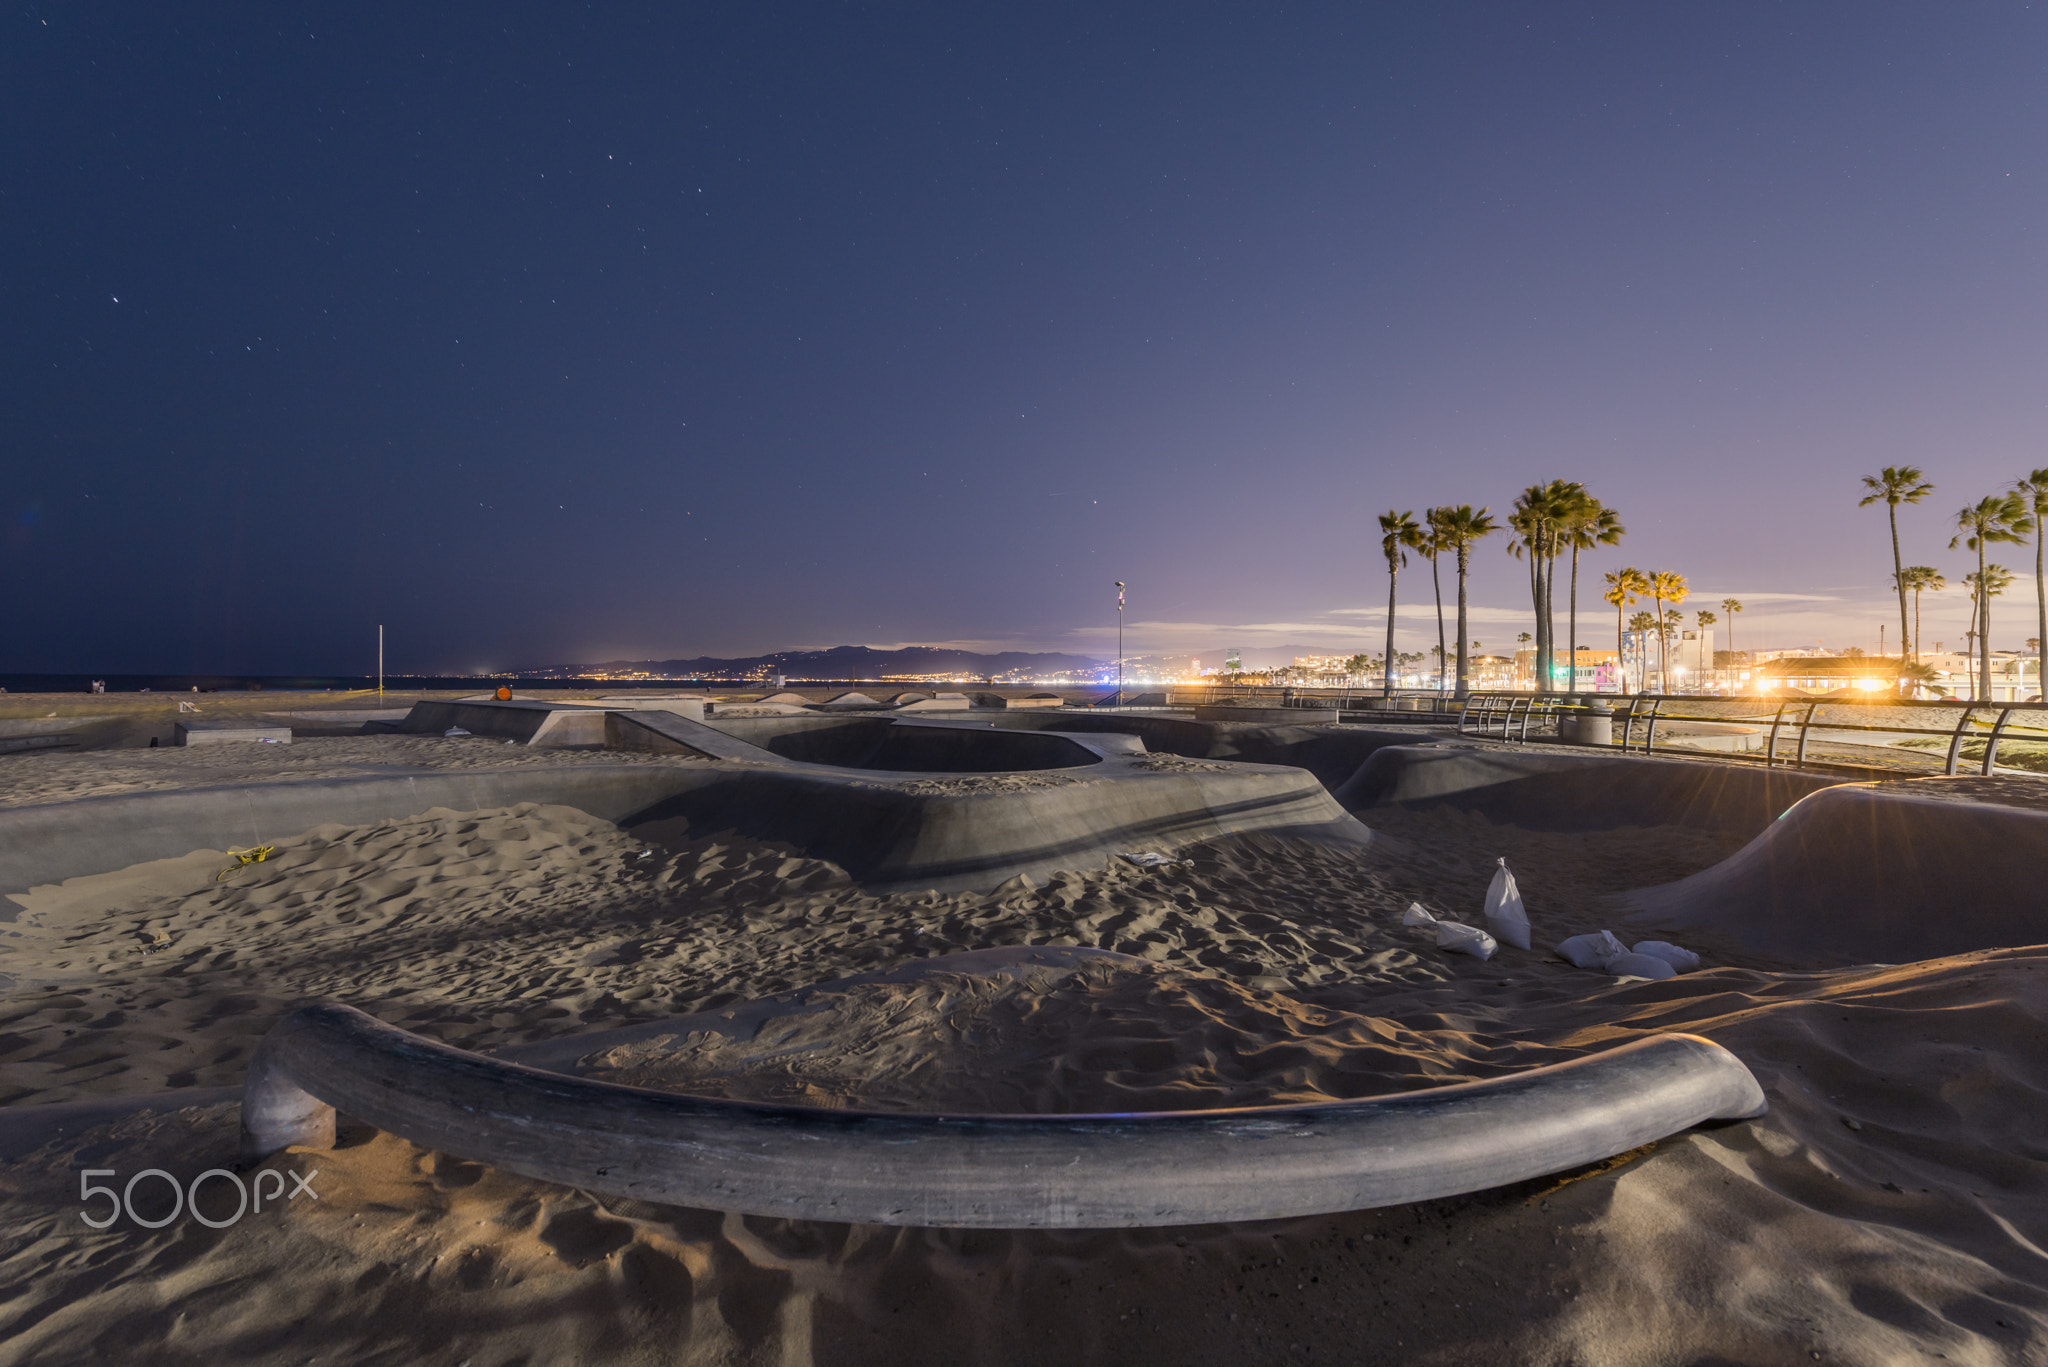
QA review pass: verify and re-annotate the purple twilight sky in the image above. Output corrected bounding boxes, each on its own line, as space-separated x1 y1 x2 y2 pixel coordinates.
6 3 2046 673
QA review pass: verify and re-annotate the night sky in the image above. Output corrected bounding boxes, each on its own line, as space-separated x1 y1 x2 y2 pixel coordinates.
7 3 2046 675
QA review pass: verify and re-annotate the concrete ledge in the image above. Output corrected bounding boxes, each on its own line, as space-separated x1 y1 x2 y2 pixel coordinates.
1194 706 1340 725
240 999 1766 1228
175 721 291 746
0 766 718 900
1335 745 1839 836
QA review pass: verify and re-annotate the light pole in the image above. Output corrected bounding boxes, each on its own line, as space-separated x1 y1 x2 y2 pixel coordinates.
1115 582 1125 706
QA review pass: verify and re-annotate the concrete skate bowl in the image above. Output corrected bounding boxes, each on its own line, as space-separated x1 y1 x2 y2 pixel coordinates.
1620 777 2048 965
958 709 1429 790
0 712 1368 900
699 713 1103 773
240 949 1767 1229
606 716 1366 891
1333 744 1840 836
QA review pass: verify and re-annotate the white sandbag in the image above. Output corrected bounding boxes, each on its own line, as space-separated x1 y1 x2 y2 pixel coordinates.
1118 851 1186 869
1402 903 1496 959
1555 930 1627 970
1435 920 1499 960
1631 940 1701 973
1482 858 1531 950
1605 952 1677 981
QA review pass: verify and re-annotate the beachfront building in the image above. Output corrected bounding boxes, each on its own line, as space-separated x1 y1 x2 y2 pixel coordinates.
1754 655 1903 697
1511 647 1622 692
1749 649 2040 701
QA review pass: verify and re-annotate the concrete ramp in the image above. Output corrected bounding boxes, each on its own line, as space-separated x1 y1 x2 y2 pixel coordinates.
398 699 611 748
1620 778 2048 963
1337 745 1838 836
604 709 782 762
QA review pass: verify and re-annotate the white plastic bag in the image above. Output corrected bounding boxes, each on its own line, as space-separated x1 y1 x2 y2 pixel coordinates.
1631 940 1701 972
1482 858 1531 950
1605 951 1677 981
1554 930 1627 970
1403 903 1497 959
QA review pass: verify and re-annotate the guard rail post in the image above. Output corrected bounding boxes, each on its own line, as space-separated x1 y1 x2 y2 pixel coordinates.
1983 706 2017 776
1945 706 1979 776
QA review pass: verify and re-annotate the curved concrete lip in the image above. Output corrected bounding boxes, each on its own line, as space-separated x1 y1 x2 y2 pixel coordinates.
1620 776 2048 963
240 960 1766 1228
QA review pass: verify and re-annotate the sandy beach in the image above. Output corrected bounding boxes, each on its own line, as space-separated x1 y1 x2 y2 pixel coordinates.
0 734 2043 1364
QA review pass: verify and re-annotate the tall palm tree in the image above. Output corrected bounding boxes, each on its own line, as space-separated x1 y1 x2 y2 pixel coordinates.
1860 467 1935 694
1895 567 1942 662
1604 568 1649 692
1951 493 2030 699
1424 507 1451 695
1647 570 1689 691
1558 495 1625 694
1508 481 1582 691
1720 598 1744 661
1695 609 1718 674
1431 505 1500 698
2017 470 2048 694
1378 510 1425 698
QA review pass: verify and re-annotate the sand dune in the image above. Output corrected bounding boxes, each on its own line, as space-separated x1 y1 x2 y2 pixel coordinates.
1 786 2044 1363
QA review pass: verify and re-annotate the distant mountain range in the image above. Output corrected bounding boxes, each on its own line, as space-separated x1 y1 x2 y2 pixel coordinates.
526 645 1108 681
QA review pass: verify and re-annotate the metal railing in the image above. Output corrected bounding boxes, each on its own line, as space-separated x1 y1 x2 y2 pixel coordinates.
1160 685 2048 777
1454 692 2048 777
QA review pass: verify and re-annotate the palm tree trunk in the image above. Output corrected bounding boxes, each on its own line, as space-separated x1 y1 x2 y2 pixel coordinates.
1382 554 1399 699
1889 503 1910 695
1979 541 1991 700
1900 590 1916 688
1526 551 1541 690
1455 544 1472 698
1616 601 1626 692
1653 597 1667 689
1567 544 1581 696
1431 551 1446 695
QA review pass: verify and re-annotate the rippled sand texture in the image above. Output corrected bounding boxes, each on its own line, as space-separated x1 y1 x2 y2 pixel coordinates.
1 797 2044 1364
580 955 1566 1113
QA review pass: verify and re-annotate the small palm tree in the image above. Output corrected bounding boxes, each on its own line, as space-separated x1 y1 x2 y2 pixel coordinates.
1695 609 1718 671
1647 570 1689 690
1951 494 2030 698
1430 505 1500 698
1962 565 2017 680
1895 566 1943 662
1378 510 1426 698
1861 466 1936 692
1899 659 1939 696
1720 598 1744 660
1604 568 1649 691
